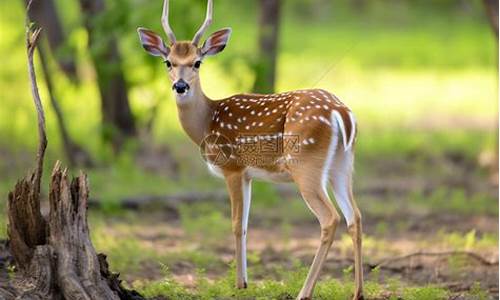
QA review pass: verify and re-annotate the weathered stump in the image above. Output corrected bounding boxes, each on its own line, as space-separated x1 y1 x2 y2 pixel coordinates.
5 162 144 300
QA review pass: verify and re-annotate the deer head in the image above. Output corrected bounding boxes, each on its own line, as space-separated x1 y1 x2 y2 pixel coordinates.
137 0 231 102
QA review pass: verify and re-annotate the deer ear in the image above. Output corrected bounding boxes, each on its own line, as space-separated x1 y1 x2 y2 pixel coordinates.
137 27 170 58
200 28 232 57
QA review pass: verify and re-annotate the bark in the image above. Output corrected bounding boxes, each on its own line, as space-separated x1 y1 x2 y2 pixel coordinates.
24 0 77 80
78 0 137 151
253 0 281 94
6 163 143 300
38 46 94 167
2 17 144 300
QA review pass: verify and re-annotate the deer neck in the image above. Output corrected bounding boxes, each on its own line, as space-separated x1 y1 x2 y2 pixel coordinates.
175 81 214 145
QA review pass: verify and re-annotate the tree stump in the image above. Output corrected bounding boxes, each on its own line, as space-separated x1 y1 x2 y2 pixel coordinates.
5 162 145 300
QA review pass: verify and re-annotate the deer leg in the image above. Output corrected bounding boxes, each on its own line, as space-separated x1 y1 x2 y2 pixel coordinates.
330 149 364 300
348 204 363 300
295 177 340 300
241 175 252 287
224 171 251 289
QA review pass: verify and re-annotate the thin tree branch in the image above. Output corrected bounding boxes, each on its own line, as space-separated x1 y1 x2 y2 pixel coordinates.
37 45 94 167
374 250 498 269
25 2 46 199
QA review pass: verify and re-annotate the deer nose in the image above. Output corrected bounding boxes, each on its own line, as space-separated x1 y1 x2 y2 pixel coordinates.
173 79 190 94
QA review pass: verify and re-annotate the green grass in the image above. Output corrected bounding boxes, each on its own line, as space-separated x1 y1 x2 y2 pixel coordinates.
133 264 456 300
410 188 498 216
179 203 232 248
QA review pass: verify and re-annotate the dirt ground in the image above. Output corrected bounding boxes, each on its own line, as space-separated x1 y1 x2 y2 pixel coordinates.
98 206 497 299
1 147 498 299
93 151 498 299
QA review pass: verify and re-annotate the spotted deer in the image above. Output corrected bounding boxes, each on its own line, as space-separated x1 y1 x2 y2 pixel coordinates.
137 1 363 299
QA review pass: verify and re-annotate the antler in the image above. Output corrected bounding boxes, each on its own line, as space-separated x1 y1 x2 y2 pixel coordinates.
161 0 177 44
192 0 213 46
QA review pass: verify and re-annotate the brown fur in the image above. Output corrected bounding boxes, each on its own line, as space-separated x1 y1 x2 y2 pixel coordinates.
204 89 355 175
169 41 199 65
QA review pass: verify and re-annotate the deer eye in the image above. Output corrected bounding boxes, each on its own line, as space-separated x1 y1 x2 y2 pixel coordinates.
164 60 172 68
194 61 202 69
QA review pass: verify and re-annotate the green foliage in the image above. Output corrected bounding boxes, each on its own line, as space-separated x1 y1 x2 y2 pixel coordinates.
369 266 381 283
0 0 496 156
342 265 354 281
468 282 489 300
91 220 156 272
135 265 453 300
179 203 231 248
401 285 449 300
135 265 192 299
438 229 498 251
163 251 223 272
408 187 498 216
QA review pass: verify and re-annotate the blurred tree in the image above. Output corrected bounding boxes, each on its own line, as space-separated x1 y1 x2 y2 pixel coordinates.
24 0 78 80
252 0 281 94
38 46 94 167
351 0 366 12
482 0 498 38
79 0 137 151
482 0 498 184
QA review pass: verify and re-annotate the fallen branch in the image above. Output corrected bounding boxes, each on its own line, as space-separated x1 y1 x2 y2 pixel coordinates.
89 190 228 211
373 250 498 269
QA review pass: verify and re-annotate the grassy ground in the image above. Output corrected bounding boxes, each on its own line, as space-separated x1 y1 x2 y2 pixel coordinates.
0 0 498 299
78 136 497 299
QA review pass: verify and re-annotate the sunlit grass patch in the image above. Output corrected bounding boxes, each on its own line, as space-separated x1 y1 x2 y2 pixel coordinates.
409 188 498 216
91 218 158 272
356 129 495 164
179 203 232 248
436 229 498 251
134 263 455 300
401 286 449 300
90 215 226 278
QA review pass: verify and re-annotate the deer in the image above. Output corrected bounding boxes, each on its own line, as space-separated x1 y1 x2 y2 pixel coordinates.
137 1 363 299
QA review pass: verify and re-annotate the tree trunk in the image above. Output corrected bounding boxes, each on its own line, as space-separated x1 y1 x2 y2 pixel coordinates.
78 0 137 151
7 163 136 299
252 0 281 94
482 0 498 184
351 0 366 12
24 0 77 80
1 19 144 300
482 0 499 38
38 46 94 167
